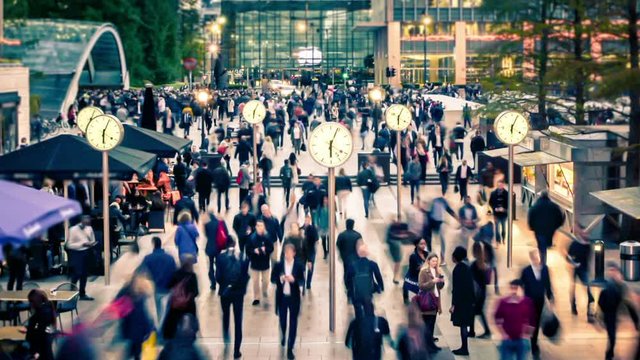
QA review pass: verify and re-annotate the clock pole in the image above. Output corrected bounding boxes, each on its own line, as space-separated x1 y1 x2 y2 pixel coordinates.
328 166 336 332
507 144 514 268
396 130 402 221
253 124 258 185
102 151 111 285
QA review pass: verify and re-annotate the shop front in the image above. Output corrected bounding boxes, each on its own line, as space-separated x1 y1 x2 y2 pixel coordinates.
0 92 21 154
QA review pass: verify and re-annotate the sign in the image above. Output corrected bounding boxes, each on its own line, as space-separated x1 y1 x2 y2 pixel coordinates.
183 57 198 71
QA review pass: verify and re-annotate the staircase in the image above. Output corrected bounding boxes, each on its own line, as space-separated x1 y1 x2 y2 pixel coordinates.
228 174 474 188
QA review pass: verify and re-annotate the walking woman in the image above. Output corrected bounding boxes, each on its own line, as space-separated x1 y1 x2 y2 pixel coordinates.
314 196 330 260
436 154 451 195
470 241 491 338
403 238 428 303
335 168 352 218
450 246 475 356
26 289 56 360
359 116 369 150
416 138 429 181
418 253 444 354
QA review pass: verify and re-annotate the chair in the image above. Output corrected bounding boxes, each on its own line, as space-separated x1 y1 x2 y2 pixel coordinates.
15 282 39 323
54 282 79 332
147 210 165 233
0 285 19 327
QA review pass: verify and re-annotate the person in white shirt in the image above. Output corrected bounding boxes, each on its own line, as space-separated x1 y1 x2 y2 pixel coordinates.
66 216 97 300
455 160 474 201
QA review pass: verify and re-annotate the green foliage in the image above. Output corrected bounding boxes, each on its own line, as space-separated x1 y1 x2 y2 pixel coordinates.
29 95 41 116
3 0 188 85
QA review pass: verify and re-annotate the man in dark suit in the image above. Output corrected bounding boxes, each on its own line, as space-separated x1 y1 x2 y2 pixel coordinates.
450 246 475 356
520 248 554 358
212 163 231 213
527 191 564 264
194 161 214 212
455 159 473 201
173 185 199 224
271 243 305 360
216 237 250 360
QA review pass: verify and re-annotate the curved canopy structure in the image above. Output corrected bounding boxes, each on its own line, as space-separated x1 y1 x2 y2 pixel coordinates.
3 19 129 119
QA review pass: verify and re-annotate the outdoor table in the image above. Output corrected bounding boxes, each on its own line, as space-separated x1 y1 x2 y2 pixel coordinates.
0 290 78 302
0 326 25 341
137 185 158 196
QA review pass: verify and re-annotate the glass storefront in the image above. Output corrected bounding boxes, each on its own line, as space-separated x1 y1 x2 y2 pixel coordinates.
0 92 19 154
522 166 536 191
549 162 574 202
228 9 373 73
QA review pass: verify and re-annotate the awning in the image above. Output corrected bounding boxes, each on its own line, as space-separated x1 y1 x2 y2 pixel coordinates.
500 151 567 167
354 22 387 32
590 187 640 219
480 145 530 158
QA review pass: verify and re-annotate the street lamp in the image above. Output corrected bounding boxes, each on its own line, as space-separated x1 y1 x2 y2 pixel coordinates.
217 16 227 25
197 90 209 148
421 15 432 85
369 87 383 135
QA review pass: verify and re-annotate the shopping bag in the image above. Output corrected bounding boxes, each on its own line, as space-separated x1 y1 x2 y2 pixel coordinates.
141 331 158 360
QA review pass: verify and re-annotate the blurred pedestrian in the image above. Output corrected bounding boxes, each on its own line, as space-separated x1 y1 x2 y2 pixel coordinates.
470 241 491 338
436 155 451 195
216 238 250 359
450 246 475 356
494 279 535 360
455 159 473 201
345 303 391 360
138 236 177 328
520 248 554 357
232 201 256 253
345 242 384 308
313 196 330 260
26 289 56 360
405 154 422 204
158 313 205 360
272 243 305 360
66 216 97 300
489 180 509 245
566 224 595 321
115 274 154 360
396 302 430 360
428 196 456 264
175 212 199 264
247 220 274 306
163 255 199 340
418 253 445 353
3 243 27 291
337 219 363 285
301 214 318 290
237 162 252 208
204 211 229 290
528 191 564 264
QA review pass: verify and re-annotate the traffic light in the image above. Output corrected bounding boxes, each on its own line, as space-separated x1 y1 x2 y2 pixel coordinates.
342 72 349 80
386 67 397 78
390 67 397 77
385 67 391 77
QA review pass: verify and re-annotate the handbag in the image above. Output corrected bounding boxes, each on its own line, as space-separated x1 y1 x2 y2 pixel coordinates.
412 290 439 312
454 184 459 193
301 143 307 152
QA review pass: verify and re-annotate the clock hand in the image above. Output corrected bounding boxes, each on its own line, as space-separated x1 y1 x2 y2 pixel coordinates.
510 117 517 134
252 104 257 119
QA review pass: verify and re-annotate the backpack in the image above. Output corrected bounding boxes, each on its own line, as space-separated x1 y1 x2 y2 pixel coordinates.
221 254 246 298
170 275 193 310
236 169 244 185
281 166 293 181
352 260 373 304
354 314 381 358
216 223 228 253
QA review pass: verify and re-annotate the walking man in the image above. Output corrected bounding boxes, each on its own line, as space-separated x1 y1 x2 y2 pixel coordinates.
194 161 214 212
139 236 177 327
528 191 564 264
494 279 535 360
520 249 554 357
67 215 97 300
489 180 509 245
247 220 274 306
455 159 473 201
204 211 229 290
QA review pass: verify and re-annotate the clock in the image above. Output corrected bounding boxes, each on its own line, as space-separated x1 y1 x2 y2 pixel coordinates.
385 104 412 131
309 122 353 168
242 100 266 124
85 114 125 151
77 106 104 133
494 110 529 145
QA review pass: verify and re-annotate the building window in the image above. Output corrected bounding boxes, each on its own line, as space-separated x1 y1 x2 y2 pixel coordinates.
549 162 574 201
0 92 19 154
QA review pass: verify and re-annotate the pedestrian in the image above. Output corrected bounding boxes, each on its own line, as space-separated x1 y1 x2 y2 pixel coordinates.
345 302 391 360
271 243 305 360
259 204 283 266
232 201 256 253
598 262 639 360
335 168 353 217
66 216 97 300
566 224 595 321
216 238 250 360
479 162 495 205
520 248 554 357
158 313 205 360
405 154 422 204
416 139 429 181
345 242 384 308
455 159 473 201
337 219 363 283
211 162 231 213
403 238 428 303
115 273 155 360
356 162 378 218
247 220 274 306
3 243 27 291
428 196 457 264
138 236 177 328
489 180 509 245
204 211 229 290
396 302 430 360
470 241 491 338
418 253 445 353
237 162 252 208
462 103 472 128
301 213 319 290
194 161 214 212
175 212 199 264
173 155 188 196
173 186 199 224
470 131 485 169
450 246 475 356
430 124 444 164
359 116 369 150
452 121 467 161
494 279 535 360
527 191 564 264
259 154 273 196
279 159 294 207
163 255 199 340
313 196 330 260
25 289 56 360
436 155 451 195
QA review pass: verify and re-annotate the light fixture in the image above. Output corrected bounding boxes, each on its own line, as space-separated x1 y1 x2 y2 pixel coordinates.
369 87 383 102
211 23 222 34
217 16 227 25
296 22 307 32
421 15 432 26
197 90 209 104
209 44 219 53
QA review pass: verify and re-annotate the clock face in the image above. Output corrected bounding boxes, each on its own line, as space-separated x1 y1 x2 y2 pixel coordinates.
385 104 412 131
309 122 353 168
77 106 104 133
85 114 124 151
494 111 529 145
242 100 266 124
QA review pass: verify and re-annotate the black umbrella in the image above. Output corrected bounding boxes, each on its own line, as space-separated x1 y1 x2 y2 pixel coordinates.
0 134 156 180
121 124 192 157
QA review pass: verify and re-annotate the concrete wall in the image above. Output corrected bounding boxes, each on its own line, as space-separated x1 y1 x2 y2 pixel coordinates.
0 65 30 143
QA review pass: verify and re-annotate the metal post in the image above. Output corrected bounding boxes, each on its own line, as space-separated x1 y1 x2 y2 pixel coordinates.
102 151 111 285
253 124 258 183
396 131 402 221
63 180 70 242
507 144 514 268
423 29 427 84
328 167 336 332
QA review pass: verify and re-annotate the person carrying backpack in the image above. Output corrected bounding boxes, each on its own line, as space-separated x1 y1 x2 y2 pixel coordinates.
345 302 391 360
345 242 384 308
279 160 294 207
356 162 378 218
216 237 250 360
204 213 229 290
163 255 199 340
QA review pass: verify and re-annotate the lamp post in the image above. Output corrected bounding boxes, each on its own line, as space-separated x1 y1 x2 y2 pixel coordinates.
209 44 219 89
421 15 432 85
369 87 383 137
197 90 209 149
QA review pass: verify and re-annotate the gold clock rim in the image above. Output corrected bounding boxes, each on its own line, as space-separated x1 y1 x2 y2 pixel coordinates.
308 122 353 168
242 100 266 124
77 106 104 133
493 110 529 145
384 104 412 131
85 114 125 152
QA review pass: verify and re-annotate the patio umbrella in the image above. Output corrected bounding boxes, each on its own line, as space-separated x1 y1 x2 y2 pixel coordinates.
0 180 82 243
120 124 192 157
0 134 157 181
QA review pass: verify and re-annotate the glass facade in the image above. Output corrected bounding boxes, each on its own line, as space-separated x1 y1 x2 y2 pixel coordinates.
226 9 374 73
